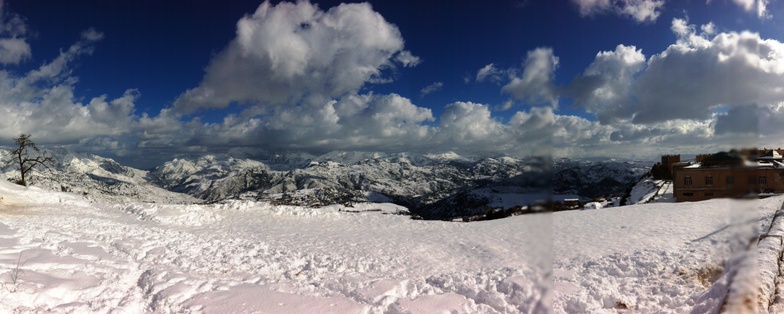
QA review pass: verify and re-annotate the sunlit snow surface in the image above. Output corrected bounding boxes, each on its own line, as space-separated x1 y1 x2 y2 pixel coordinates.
0 178 777 313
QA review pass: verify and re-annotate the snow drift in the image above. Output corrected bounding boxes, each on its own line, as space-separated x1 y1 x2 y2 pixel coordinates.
0 175 778 312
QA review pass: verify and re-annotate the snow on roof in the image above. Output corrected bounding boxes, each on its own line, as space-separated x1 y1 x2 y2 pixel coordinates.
686 159 784 169
761 150 782 159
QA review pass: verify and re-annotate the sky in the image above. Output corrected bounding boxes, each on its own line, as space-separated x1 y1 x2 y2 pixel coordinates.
0 0 783 167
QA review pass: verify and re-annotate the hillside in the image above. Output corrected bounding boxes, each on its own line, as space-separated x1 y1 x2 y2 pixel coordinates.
1 148 651 218
0 148 198 204
552 158 650 199
0 174 776 312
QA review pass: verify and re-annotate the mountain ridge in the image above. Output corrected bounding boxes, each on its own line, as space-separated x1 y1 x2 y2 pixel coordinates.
0 147 651 219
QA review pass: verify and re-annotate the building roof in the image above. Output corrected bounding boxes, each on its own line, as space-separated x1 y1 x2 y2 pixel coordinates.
701 151 744 167
760 150 783 159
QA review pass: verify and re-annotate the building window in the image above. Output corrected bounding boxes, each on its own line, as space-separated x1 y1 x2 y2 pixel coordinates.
726 176 734 186
683 192 693 197
760 176 768 185
705 175 713 186
684 176 692 186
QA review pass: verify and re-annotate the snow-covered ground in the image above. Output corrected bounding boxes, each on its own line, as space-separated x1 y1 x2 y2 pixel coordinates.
624 175 675 205
0 178 778 313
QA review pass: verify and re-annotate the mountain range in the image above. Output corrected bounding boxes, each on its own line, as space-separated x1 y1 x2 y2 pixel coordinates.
0 148 651 220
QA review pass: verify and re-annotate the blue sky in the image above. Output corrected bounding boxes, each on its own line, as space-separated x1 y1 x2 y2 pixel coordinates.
1 0 783 167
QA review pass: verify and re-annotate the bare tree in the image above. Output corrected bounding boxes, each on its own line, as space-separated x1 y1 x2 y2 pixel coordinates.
3 134 53 186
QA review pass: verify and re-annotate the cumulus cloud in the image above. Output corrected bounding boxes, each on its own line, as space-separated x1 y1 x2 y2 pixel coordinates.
0 0 30 65
432 103 553 155
0 24 140 147
727 0 771 18
633 22 784 123
570 18 784 126
714 105 759 135
572 0 666 23
568 44 646 124
758 103 784 147
138 93 434 155
173 0 410 115
438 102 508 146
133 95 565 160
150 1 566 160
502 48 560 107
16 0 775 166
420 82 443 97
546 113 745 159
0 0 568 167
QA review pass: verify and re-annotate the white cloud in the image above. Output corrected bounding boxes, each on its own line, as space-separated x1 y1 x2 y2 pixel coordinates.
551 114 613 147
735 0 768 17
476 63 505 83
700 22 716 36
420 82 443 97
432 102 554 155
502 47 560 107
759 103 784 147
132 95 565 160
438 102 507 144
619 0 666 22
173 0 409 115
145 93 435 154
0 0 566 166
569 18 784 126
758 0 771 18
714 105 759 135
572 0 666 23
0 0 30 65
0 38 29 65
733 0 756 11
0 28 139 146
0 1 27 38
632 27 784 123
81 28 105 42
711 0 772 18
546 113 747 160
573 0 613 15
15 0 781 165
395 50 421 67
568 44 646 124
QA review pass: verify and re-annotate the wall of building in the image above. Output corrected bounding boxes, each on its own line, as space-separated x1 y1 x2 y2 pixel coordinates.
673 167 784 202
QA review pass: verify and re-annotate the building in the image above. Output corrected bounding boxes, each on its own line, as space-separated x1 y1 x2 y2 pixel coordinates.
672 150 784 202
651 154 681 180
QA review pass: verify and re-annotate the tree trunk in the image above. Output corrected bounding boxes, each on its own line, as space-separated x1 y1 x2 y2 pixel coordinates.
17 151 25 186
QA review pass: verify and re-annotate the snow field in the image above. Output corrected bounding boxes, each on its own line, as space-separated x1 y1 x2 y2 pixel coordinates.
553 197 773 313
0 180 552 313
0 179 782 313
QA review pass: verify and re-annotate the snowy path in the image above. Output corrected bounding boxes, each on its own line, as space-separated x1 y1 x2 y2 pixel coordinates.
0 181 781 313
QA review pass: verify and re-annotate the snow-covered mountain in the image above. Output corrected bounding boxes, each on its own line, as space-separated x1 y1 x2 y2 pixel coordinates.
552 158 650 199
0 148 198 204
1 148 652 218
148 152 551 216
